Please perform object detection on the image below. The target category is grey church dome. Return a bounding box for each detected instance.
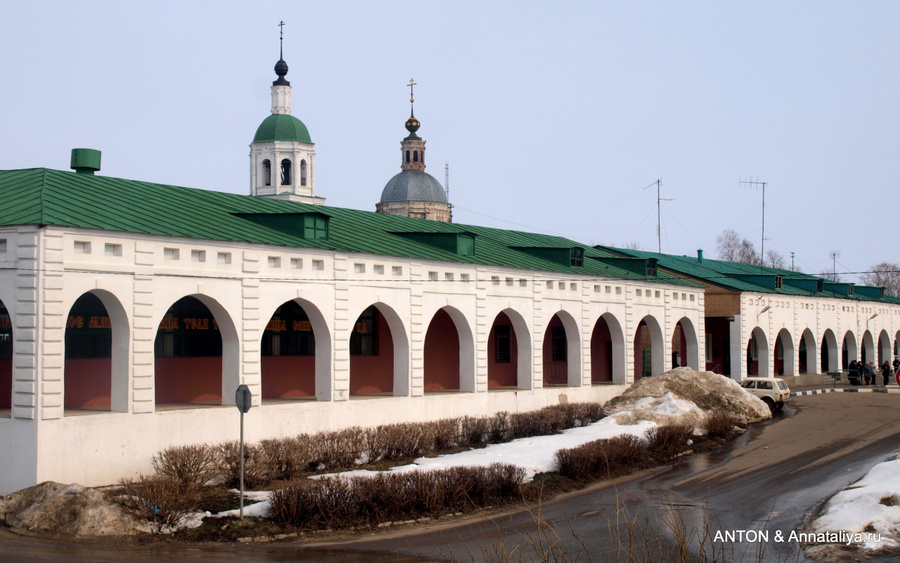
[380,170,447,203]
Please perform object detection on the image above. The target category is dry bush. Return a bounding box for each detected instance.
[218,441,267,489]
[556,434,652,482]
[461,416,492,447]
[705,411,740,440]
[645,425,694,462]
[256,437,309,482]
[308,427,367,469]
[151,444,220,487]
[116,475,200,530]
[270,463,525,529]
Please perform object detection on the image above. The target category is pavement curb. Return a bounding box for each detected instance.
[791,387,900,397]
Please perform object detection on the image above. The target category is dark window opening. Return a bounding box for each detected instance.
[262,302,315,356]
[0,303,10,360]
[281,159,292,185]
[300,160,307,187]
[413,151,419,163]
[65,293,111,359]
[262,159,271,186]
[495,325,511,363]
[350,306,377,356]
[304,215,328,240]
[405,150,410,163]
[154,297,222,358]
[551,326,567,361]
[570,248,584,268]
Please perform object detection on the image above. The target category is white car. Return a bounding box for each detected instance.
[741,377,791,412]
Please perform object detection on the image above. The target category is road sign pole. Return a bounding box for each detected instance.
[234,384,252,520]
[239,410,245,519]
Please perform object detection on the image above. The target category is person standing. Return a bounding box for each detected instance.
[882,360,891,386]
[849,360,859,385]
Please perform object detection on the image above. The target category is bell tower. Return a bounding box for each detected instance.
[249,22,323,204]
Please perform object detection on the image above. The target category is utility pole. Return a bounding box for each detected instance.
[643,178,672,253]
[740,177,767,267]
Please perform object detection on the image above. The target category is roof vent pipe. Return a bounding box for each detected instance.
[697,249,703,262]
[70,148,101,175]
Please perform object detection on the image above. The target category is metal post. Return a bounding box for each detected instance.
[239,410,245,519]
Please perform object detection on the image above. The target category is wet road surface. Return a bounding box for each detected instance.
[4,392,900,562]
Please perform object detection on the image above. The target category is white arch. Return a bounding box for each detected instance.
[84,289,130,412]
[591,312,626,385]
[635,315,665,378]
[842,331,858,367]
[428,305,476,393]
[749,327,770,377]
[800,328,817,375]
[822,329,839,372]
[497,308,533,390]
[673,317,700,371]
[879,330,892,367]
[542,310,582,387]
[775,328,795,377]
[372,302,410,397]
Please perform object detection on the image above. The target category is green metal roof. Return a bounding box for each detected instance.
[598,245,892,304]
[252,114,312,144]
[0,168,696,287]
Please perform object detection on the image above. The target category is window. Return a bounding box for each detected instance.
[74,241,91,254]
[392,266,402,276]
[552,327,567,361]
[355,263,366,274]
[520,279,527,287]
[312,260,324,271]
[495,325,511,363]
[164,247,179,260]
[461,273,470,282]
[0,239,6,253]
[429,271,438,281]
[262,159,271,186]
[105,243,122,257]
[506,278,514,286]
[350,306,377,356]
[300,160,308,187]
[636,289,643,297]
[492,276,500,285]
[374,265,384,275]
[268,256,281,268]
[281,159,292,185]
[191,250,206,263]
[775,276,783,289]
[217,252,231,265]
[303,215,328,240]
[405,150,410,163]
[570,248,584,267]
[445,272,454,281]
[291,258,302,269]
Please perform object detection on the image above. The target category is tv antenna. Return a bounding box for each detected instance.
[740,177,767,267]
[643,178,673,253]
[829,250,841,281]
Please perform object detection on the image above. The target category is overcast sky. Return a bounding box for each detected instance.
[2,1,898,282]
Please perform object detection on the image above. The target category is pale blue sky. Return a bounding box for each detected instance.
[2,1,898,281]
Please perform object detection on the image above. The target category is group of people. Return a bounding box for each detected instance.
[847,357,900,386]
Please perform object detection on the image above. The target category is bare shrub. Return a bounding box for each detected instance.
[705,411,740,440]
[645,425,694,462]
[257,437,308,482]
[556,435,651,482]
[461,416,491,447]
[270,463,524,530]
[310,427,367,469]
[151,444,219,487]
[115,475,200,531]
[218,441,266,489]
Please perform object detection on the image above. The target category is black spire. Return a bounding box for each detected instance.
[274,20,290,86]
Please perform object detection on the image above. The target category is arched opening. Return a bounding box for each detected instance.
[821,329,838,373]
[349,305,395,395]
[879,330,892,367]
[841,331,858,369]
[413,151,419,163]
[861,331,875,365]
[670,318,699,370]
[154,296,223,407]
[262,159,271,186]
[775,329,794,376]
[424,309,460,392]
[405,150,410,163]
[65,293,112,411]
[488,312,517,388]
[261,301,315,400]
[747,328,769,377]
[542,315,568,386]
[0,302,12,415]
[280,159,292,185]
[799,329,816,374]
[633,316,664,380]
[300,160,308,187]
[591,316,613,382]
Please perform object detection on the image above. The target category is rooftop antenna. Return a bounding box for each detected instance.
[741,177,767,268]
[643,178,672,253]
[829,250,841,281]
[444,161,450,199]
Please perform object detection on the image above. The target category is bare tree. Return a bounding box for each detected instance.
[817,270,842,282]
[623,241,642,251]
[765,249,787,270]
[859,262,900,297]
[716,229,760,265]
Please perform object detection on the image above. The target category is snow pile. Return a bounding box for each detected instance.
[807,457,900,554]
[602,367,771,426]
[0,481,152,536]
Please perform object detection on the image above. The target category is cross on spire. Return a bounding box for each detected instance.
[408,78,416,103]
[278,20,285,58]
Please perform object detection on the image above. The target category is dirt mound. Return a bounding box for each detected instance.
[0,481,151,536]
[603,367,771,426]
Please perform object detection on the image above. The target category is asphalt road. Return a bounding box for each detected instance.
[3,392,900,562]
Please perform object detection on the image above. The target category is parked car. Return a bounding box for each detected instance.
[740,377,791,412]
